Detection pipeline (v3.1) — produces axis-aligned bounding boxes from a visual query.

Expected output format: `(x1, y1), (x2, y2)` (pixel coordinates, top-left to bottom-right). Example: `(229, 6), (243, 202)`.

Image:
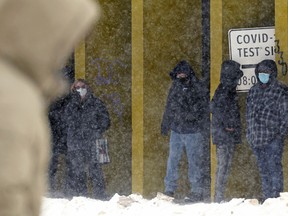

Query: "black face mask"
(179, 77), (190, 84)
(223, 78), (238, 89)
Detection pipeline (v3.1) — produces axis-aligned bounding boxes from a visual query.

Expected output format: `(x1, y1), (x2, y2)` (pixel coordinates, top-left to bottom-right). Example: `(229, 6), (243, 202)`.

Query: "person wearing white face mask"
(246, 59), (288, 203)
(62, 79), (111, 200)
(76, 86), (88, 98)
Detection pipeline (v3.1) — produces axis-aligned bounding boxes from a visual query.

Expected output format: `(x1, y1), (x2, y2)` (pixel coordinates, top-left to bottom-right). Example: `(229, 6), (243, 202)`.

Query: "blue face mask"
(258, 73), (270, 84)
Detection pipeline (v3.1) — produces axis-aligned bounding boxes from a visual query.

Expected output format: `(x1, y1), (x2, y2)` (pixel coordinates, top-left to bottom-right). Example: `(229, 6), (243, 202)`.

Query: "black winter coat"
(161, 60), (207, 135)
(211, 85), (241, 145)
(48, 94), (71, 154)
(211, 60), (243, 145)
(63, 91), (110, 152)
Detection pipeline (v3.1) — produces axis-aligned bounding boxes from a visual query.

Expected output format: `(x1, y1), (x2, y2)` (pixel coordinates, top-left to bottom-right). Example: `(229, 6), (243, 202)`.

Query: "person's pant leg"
(253, 138), (284, 200)
(269, 138), (284, 198)
(253, 146), (272, 200)
(185, 132), (205, 196)
(164, 131), (184, 193)
(214, 144), (235, 202)
(88, 147), (107, 200)
(64, 150), (88, 198)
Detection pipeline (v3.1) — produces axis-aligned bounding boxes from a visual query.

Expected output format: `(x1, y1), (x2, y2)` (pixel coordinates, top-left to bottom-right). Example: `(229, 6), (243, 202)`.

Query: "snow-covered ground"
(41, 192), (288, 216)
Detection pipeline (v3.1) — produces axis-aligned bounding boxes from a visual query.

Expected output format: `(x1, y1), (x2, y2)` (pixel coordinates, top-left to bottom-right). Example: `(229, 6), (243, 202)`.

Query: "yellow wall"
(74, 0), (288, 200)
(85, 0), (132, 196)
(275, 0), (288, 194)
(143, 0), (204, 198)
(131, 0), (144, 194)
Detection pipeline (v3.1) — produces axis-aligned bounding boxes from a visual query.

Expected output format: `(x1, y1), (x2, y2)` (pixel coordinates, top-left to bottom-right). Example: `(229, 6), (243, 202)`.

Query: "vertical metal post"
(210, 0), (223, 201)
(132, 0), (144, 194)
(74, 40), (86, 79)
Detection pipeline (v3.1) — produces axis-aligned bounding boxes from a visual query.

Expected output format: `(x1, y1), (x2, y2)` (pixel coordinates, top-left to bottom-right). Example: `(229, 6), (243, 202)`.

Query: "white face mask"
(76, 88), (87, 97)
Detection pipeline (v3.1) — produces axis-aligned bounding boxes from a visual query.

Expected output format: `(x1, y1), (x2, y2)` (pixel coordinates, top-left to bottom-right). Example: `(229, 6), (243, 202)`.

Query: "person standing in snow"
(63, 79), (110, 200)
(161, 60), (207, 203)
(0, 0), (99, 215)
(48, 93), (71, 197)
(210, 60), (243, 203)
(246, 59), (288, 202)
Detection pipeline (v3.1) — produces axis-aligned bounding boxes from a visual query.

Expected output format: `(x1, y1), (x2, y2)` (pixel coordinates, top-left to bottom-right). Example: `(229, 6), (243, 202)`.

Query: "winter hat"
(220, 60), (243, 85)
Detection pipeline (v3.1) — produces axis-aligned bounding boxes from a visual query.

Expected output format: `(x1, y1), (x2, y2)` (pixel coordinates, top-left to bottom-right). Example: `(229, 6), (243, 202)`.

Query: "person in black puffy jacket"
(161, 60), (207, 203)
(210, 60), (243, 203)
(63, 79), (110, 200)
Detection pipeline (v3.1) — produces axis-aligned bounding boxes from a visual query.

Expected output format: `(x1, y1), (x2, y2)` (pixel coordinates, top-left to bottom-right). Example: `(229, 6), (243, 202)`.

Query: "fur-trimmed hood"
(0, 0), (100, 100)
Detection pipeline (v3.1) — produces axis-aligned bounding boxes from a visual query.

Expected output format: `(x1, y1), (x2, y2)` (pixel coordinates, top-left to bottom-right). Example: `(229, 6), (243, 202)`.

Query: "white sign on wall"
(228, 27), (275, 92)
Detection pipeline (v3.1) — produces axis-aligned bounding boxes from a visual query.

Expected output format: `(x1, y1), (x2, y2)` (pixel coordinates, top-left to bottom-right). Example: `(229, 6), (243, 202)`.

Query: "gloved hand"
(161, 126), (169, 136)
(186, 113), (197, 122)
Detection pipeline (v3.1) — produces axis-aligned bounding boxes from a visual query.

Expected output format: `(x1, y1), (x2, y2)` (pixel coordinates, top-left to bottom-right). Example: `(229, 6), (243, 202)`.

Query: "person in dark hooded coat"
(63, 79), (110, 200)
(210, 60), (243, 203)
(47, 93), (71, 197)
(161, 60), (207, 203)
(246, 59), (288, 202)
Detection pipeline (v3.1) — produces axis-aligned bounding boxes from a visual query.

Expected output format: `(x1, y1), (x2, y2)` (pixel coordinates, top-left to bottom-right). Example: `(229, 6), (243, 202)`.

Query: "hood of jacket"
(220, 60), (243, 87)
(255, 59), (277, 82)
(0, 0), (100, 101)
(169, 60), (198, 82)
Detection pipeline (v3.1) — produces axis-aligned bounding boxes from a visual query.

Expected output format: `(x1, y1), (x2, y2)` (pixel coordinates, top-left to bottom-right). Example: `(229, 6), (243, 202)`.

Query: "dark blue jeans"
(252, 138), (284, 200)
(214, 144), (236, 203)
(164, 130), (205, 196)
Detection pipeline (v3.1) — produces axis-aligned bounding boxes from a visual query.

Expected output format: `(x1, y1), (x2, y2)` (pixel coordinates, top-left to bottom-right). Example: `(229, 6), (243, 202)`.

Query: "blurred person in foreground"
(161, 60), (207, 203)
(246, 59), (288, 202)
(210, 60), (243, 203)
(63, 79), (110, 200)
(0, 0), (99, 215)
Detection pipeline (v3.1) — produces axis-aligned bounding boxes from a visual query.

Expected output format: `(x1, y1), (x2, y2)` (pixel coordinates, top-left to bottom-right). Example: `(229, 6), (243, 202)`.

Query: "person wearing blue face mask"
(246, 59), (288, 203)
(258, 73), (270, 84)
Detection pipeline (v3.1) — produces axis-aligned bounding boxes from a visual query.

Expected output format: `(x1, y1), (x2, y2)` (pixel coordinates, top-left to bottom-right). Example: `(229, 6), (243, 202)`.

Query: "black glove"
(161, 126), (169, 136)
(186, 113), (197, 122)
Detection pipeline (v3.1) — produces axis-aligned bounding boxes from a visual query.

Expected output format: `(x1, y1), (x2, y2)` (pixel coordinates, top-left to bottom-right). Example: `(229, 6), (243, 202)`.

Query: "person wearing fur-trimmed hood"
(0, 0), (99, 215)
